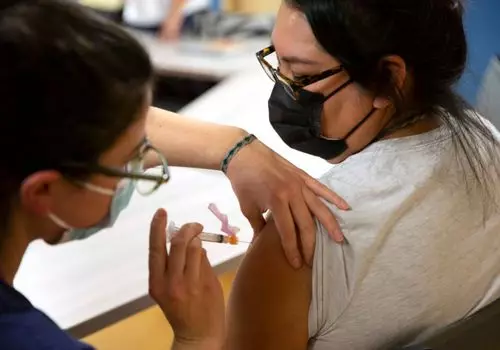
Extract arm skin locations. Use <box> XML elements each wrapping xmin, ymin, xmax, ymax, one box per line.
<box><xmin>172</xmin><ymin>340</ymin><xmax>221</xmax><ymax>350</ymax></box>
<box><xmin>145</xmin><ymin>107</ymin><xmax>247</xmax><ymax>169</ymax></box>
<box><xmin>225</xmin><ymin>219</ymin><xmax>312</xmax><ymax>350</ymax></box>
<box><xmin>160</xmin><ymin>0</ymin><xmax>188</xmax><ymax>40</ymax></box>
<box><xmin>167</xmin><ymin>0</ymin><xmax>187</xmax><ymax>21</ymax></box>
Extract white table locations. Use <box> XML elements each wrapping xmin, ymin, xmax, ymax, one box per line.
<box><xmin>14</xmin><ymin>69</ymin><xmax>332</xmax><ymax>337</ymax></box>
<box><xmin>130</xmin><ymin>30</ymin><xmax>270</xmax><ymax>81</ymax></box>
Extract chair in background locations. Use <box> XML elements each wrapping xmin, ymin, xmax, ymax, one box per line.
<box><xmin>400</xmin><ymin>297</ymin><xmax>500</xmax><ymax>350</ymax></box>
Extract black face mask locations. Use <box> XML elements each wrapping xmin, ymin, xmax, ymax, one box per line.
<box><xmin>268</xmin><ymin>82</ymin><xmax>377</xmax><ymax>160</ymax></box>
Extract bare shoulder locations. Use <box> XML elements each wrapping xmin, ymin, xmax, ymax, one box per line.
<box><xmin>225</xmin><ymin>219</ymin><xmax>311</xmax><ymax>350</ymax></box>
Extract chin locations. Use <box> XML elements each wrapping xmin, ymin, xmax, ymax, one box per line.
<box><xmin>43</xmin><ymin>231</ymin><xmax>65</xmax><ymax>245</ymax></box>
<box><xmin>328</xmin><ymin>152</ymin><xmax>351</xmax><ymax>164</ymax></box>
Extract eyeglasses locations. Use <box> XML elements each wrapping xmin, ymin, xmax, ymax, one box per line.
<box><xmin>256</xmin><ymin>45</ymin><xmax>344</xmax><ymax>100</ymax></box>
<box><xmin>61</xmin><ymin>140</ymin><xmax>170</xmax><ymax>196</ymax></box>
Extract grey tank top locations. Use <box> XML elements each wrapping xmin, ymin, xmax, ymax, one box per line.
<box><xmin>308</xmin><ymin>120</ymin><xmax>500</xmax><ymax>349</ymax></box>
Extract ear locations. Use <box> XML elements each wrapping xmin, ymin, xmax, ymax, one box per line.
<box><xmin>19</xmin><ymin>171</ymin><xmax>62</xmax><ymax>216</ymax></box>
<box><xmin>379</xmin><ymin>54</ymin><xmax>407</xmax><ymax>91</ymax></box>
<box><xmin>373</xmin><ymin>55</ymin><xmax>407</xmax><ymax>109</ymax></box>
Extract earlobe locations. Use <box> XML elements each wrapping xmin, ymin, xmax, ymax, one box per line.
<box><xmin>19</xmin><ymin>171</ymin><xmax>61</xmax><ymax>216</ymax></box>
<box><xmin>373</xmin><ymin>97</ymin><xmax>391</xmax><ymax>109</ymax></box>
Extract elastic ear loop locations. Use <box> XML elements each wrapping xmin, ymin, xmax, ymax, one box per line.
<box><xmin>323</xmin><ymin>78</ymin><xmax>354</xmax><ymax>102</ymax></box>
<box><xmin>341</xmin><ymin>107</ymin><xmax>378</xmax><ymax>140</ymax></box>
<box><xmin>318</xmin><ymin>77</ymin><xmax>377</xmax><ymax>142</ymax></box>
<box><xmin>48</xmin><ymin>212</ymin><xmax>73</xmax><ymax>230</ymax></box>
<box><xmin>81</xmin><ymin>182</ymin><xmax>115</xmax><ymax>196</ymax></box>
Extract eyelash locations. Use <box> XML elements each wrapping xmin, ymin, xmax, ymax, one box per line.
<box><xmin>277</xmin><ymin>56</ymin><xmax>306</xmax><ymax>80</ymax></box>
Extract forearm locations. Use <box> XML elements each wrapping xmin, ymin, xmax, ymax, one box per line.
<box><xmin>166</xmin><ymin>0</ymin><xmax>186</xmax><ymax>22</ymax></box>
<box><xmin>146</xmin><ymin>107</ymin><xmax>247</xmax><ymax>169</ymax></box>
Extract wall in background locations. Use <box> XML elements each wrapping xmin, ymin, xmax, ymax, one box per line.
<box><xmin>458</xmin><ymin>0</ymin><xmax>500</xmax><ymax>104</ymax></box>
<box><xmin>223</xmin><ymin>0</ymin><xmax>280</xmax><ymax>13</ymax></box>
<box><xmin>79</xmin><ymin>0</ymin><xmax>123</xmax><ymax>11</ymax></box>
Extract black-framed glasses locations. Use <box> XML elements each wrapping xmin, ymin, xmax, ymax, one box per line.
<box><xmin>60</xmin><ymin>140</ymin><xmax>170</xmax><ymax>195</ymax></box>
<box><xmin>256</xmin><ymin>45</ymin><xmax>344</xmax><ymax>100</ymax></box>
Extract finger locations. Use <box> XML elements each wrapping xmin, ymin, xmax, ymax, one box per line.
<box><xmin>272</xmin><ymin>201</ymin><xmax>302</xmax><ymax>269</ymax></box>
<box><xmin>290</xmin><ymin>192</ymin><xmax>316</xmax><ymax>266</ymax></box>
<box><xmin>241</xmin><ymin>205</ymin><xmax>266</xmax><ymax>237</ymax></box>
<box><xmin>300</xmin><ymin>174</ymin><xmax>351</xmax><ymax>210</ymax></box>
<box><xmin>149</xmin><ymin>209</ymin><xmax>168</xmax><ymax>289</ymax></box>
<box><xmin>199</xmin><ymin>249</ymin><xmax>219</xmax><ymax>289</ymax></box>
<box><xmin>167</xmin><ymin>223</ymin><xmax>203</xmax><ymax>281</ymax></box>
<box><xmin>185</xmin><ymin>236</ymin><xmax>203</xmax><ymax>288</ymax></box>
<box><xmin>303</xmin><ymin>188</ymin><xmax>344</xmax><ymax>243</ymax></box>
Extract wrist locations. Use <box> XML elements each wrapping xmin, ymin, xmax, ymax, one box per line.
<box><xmin>220</xmin><ymin>133</ymin><xmax>257</xmax><ymax>174</ymax></box>
<box><xmin>217</xmin><ymin>127</ymin><xmax>249</xmax><ymax>168</ymax></box>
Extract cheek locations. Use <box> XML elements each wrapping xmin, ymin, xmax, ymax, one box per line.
<box><xmin>321</xmin><ymin>86</ymin><xmax>373</xmax><ymax>138</ymax></box>
<box><xmin>53</xmin><ymin>190</ymin><xmax>112</xmax><ymax>228</ymax></box>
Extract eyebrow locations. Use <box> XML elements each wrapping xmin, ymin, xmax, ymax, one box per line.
<box><xmin>281</xmin><ymin>55</ymin><xmax>319</xmax><ymax>66</ymax></box>
<box><xmin>271</xmin><ymin>41</ymin><xmax>320</xmax><ymax>66</ymax></box>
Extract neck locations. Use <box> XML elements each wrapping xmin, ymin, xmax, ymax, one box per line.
<box><xmin>330</xmin><ymin>115</ymin><xmax>441</xmax><ymax>164</ymax></box>
<box><xmin>384</xmin><ymin>115</ymin><xmax>441</xmax><ymax>140</ymax></box>
<box><xmin>0</xmin><ymin>213</ymin><xmax>31</xmax><ymax>285</ymax></box>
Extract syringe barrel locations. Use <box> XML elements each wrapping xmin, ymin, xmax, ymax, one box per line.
<box><xmin>198</xmin><ymin>232</ymin><xmax>226</xmax><ymax>243</ymax></box>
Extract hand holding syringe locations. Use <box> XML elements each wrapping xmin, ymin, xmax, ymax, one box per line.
<box><xmin>167</xmin><ymin>203</ymin><xmax>251</xmax><ymax>245</ymax></box>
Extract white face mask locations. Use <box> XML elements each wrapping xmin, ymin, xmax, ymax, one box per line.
<box><xmin>48</xmin><ymin>179</ymin><xmax>135</xmax><ymax>243</ymax></box>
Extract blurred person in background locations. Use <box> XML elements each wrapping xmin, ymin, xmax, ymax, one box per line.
<box><xmin>122</xmin><ymin>0</ymin><xmax>210</xmax><ymax>40</ymax></box>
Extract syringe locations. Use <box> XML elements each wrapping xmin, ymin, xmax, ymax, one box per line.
<box><xmin>167</xmin><ymin>221</ymin><xmax>251</xmax><ymax>245</ymax></box>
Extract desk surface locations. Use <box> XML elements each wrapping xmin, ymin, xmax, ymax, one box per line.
<box><xmin>131</xmin><ymin>30</ymin><xmax>270</xmax><ymax>81</ymax></box>
<box><xmin>14</xmin><ymin>69</ymin><xmax>332</xmax><ymax>336</ymax></box>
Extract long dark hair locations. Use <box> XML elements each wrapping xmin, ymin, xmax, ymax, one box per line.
<box><xmin>286</xmin><ymin>0</ymin><xmax>499</xmax><ymax>204</ymax></box>
<box><xmin>0</xmin><ymin>0</ymin><xmax>153</xmax><ymax>230</ymax></box>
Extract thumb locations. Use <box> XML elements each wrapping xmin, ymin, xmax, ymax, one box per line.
<box><xmin>149</xmin><ymin>209</ymin><xmax>168</xmax><ymax>290</ymax></box>
<box><xmin>242</xmin><ymin>206</ymin><xmax>266</xmax><ymax>237</ymax></box>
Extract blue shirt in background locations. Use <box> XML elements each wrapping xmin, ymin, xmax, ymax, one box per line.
<box><xmin>0</xmin><ymin>280</ymin><xmax>94</xmax><ymax>350</ymax></box>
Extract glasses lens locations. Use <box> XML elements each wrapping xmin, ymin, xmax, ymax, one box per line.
<box><xmin>133</xmin><ymin>150</ymin><xmax>168</xmax><ymax>195</ymax></box>
<box><xmin>258</xmin><ymin>49</ymin><xmax>279</xmax><ymax>82</ymax></box>
<box><xmin>258</xmin><ymin>59</ymin><xmax>275</xmax><ymax>82</ymax></box>
<box><xmin>275</xmin><ymin>74</ymin><xmax>297</xmax><ymax>99</ymax></box>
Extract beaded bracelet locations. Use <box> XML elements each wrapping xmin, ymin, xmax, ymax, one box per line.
<box><xmin>220</xmin><ymin>134</ymin><xmax>257</xmax><ymax>174</ymax></box>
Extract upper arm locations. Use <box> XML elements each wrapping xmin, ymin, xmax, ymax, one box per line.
<box><xmin>225</xmin><ymin>219</ymin><xmax>312</xmax><ymax>350</ymax></box>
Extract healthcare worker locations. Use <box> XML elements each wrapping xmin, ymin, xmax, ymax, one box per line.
<box><xmin>0</xmin><ymin>1</ymin><xmax>348</xmax><ymax>349</ymax></box>
<box><xmin>122</xmin><ymin>0</ymin><xmax>210</xmax><ymax>40</ymax></box>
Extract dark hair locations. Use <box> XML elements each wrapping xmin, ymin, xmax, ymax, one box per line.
<box><xmin>286</xmin><ymin>0</ymin><xmax>499</xmax><ymax>204</ymax></box>
<box><xmin>0</xmin><ymin>0</ymin><xmax>153</xmax><ymax>229</ymax></box>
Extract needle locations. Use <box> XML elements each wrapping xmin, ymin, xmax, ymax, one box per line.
<box><xmin>167</xmin><ymin>221</ymin><xmax>251</xmax><ymax>245</ymax></box>
<box><xmin>197</xmin><ymin>232</ymin><xmax>251</xmax><ymax>245</ymax></box>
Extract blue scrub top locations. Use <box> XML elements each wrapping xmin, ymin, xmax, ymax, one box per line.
<box><xmin>0</xmin><ymin>280</ymin><xmax>94</xmax><ymax>349</ymax></box>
